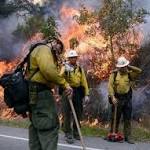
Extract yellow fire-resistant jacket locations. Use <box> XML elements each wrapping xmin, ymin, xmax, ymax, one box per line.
<box><xmin>60</xmin><ymin>65</ymin><xmax>89</xmax><ymax>96</ymax></box>
<box><xmin>108</xmin><ymin>66</ymin><xmax>142</xmax><ymax>96</ymax></box>
<box><xmin>26</xmin><ymin>45</ymin><xmax>69</xmax><ymax>89</ymax></box>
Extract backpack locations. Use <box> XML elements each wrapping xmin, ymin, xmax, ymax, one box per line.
<box><xmin>0</xmin><ymin>42</ymin><xmax>45</xmax><ymax>116</ymax></box>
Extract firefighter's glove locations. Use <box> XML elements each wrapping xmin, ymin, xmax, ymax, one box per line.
<box><xmin>65</xmin><ymin>86</ymin><xmax>73</xmax><ymax>99</ymax></box>
<box><xmin>84</xmin><ymin>96</ymin><xmax>90</xmax><ymax>104</ymax></box>
<box><xmin>112</xmin><ymin>96</ymin><xmax>118</xmax><ymax>105</ymax></box>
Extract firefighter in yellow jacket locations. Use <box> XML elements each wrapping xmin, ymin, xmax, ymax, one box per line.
<box><xmin>27</xmin><ymin>38</ymin><xmax>72</xmax><ymax>150</ymax></box>
<box><xmin>108</xmin><ymin>56</ymin><xmax>142</xmax><ymax>144</ymax></box>
<box><xmin>60</xmin><ymin>50</ymin><xmax>89</xmax><ymax>144</ymax></box>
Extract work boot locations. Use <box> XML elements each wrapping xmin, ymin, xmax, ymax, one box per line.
<box><xmin>73</xmin><ymin>132</ymin><xmax>80</xmax><ymax>140</ymax></box>
<box><xmin>65</xmin><ymin>133</ymin><xmax>74</xmax><ymax>144</ymax></box>
<box><xmin>125</xmin><ymin>137</ymin><xmax>135</xmax><ymax>144</ymax></box>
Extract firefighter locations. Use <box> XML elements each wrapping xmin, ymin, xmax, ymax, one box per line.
<box><xmin>27</xmin><ymin>38</ymin><xmax>73</xmax><ymax>150</ymax></box>
<box><xmin>108</xmin><ymin>56</ymin><xmax>142</xmax><ymax>144</ymax></box>
<box><xmin>60</xmin><ymin>50</ymin><xmax>89</xmax><ymax>144</ymax></box>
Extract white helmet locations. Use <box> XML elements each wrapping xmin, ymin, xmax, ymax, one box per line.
<box><xmin>116</xmin><ymin>56</ymin><xmax>129</xmax><ymax>68</ymax></box>
<box><xmin>67</xmin><ymin>50</ymin><xmax>78</xmax><ymax>58</ymax></box>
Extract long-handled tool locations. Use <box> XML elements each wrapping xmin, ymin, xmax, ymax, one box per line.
<box><xmin>107</xmin><ymin>105</ymin><xmax>124</xmax><ymax>142</ymax></box>
<box><xmin>68</xmin><ymin>96</ymin><xmax>86</xmax><ymax>150</ymax></box>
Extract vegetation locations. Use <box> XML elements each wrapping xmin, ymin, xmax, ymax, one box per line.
<box><xmin>41</xmin><ymin>16</ymin><xmax>60</xmax><ymax>39</ymax></box>
<box><xmin>1</xmin><ymin>0</ymin><xmax>59</xmax><ymax>40</ymax></box>
<box><xmin>13</xmin><ymin>15</ymin><xmax>45</xmax><ymax>39</ymax></box>
<box><xmin>13</xmin><ymin>16</ymin><xmax>60</xmax><ymax>40</ymax></box>
<box><xmin>75</xmin><ymin>0</ymin><xmax>148</xmax><ymax>65</ymax></box>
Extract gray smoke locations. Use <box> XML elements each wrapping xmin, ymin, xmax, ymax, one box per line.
<box><xmin>0</xmin><ymin>0</ymin><xmax>101</xmax><ymax>61</ymax></box>
<box><xmin>133</xmin><ymin>0</ymin><xmax>150</xmax><ymax>41</ymax></box>
<box><xmin>0</xmin><ymin>14</ymin><xmax>24</xmax><ymax>60</ymax></box>
<box><xmin>1</xmin><ymin>0</ymin><xmax>149</xmax><ymax>60</ymax></box>
<box><xmin>94</xmin><ymin>81</ymin><xmax>150</xmax><ymax>121</ymax></box>
<box><xmin>0</xmin><ymin>0</ymin><xmax>150</xmax><ymax>122</ymax></box>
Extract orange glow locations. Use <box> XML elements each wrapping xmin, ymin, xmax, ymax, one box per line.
<box><xmin>0</xmin><ymin>33</ymin><xmax>43</xmax><ymax>77</ymax></box>
<box><xmin>59</xmin><ymin>5</ymin><xmax>143</xmax><ymax>80</ymax></box>
<box><xmin>0</xmin><ymin>4</ymin><xmax>144</xmax><ymax>119</ymax></box>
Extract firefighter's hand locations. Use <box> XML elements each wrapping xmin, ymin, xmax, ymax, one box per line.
<box><xmin>84</xmin><ymin>96</ymin><xmax>90</xmax><ymax>104</ymax></box>
<box><xmin>64</xmin><ymin>86</ymin><xmax>73</xmax><ymax>98</ymax></box>
<box><xmin>112</xmin><ymin>96</ymin><xmax>118</xmax><ymax>105</ymax></box>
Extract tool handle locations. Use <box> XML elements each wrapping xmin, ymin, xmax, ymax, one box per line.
<box><xmin>68</xmin><ymin>98</ymin><xmax>86</xmax><ymax>150</ymax></box>
<box><xmin>113</xmin><ymin>105</ymin><xmax>117</xmax><ymax>133</ymax></box>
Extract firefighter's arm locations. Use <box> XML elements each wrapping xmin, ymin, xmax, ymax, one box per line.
<box><xmin>108</xmin><ymin>73</ymin><xmax>115</xmax><ymax>97</ymax></box>
<box><xmin>80</xmin><ymin>68</ymin><xmax>89</xmax><ymax>96</ymax></box>
<box><xmin>128</xmin><ymin>65</ymin><xmax>142</xmax><ymax>79</ymax></box>
<box><xmin>108</xmin><ymin>73</ymin><xmax>118</xmax><ymax>105</ymax></box>
<box><xmin>59</xmin><ymin>65</ymin><xmax>65</xmax><ymax>76</ymax></box>
<box><xmin>36</xmin><ymin>46</ymin><xmax>69</xmax><ymax>88</ymax></box>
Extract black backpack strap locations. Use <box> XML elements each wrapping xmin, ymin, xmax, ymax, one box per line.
<box><xmin>113</xmin><ymin>71</ymin><xmax>131</xmax><ymax>81</ymax></box>
<box><xmin>112</xmin><ymin>70</ymin><xmax>118</xmax><ymax>82</ymax></box>
<box><xmin>128</xmin><ymin>73</ymin><xmax>132</xmax><ymax>81</ymax></box>
<box><xmin>15</xmin><ymin>43</ymin><xmax>46</xmax><ymax>73</ymax></box>
<box><xmin>78</xmin><ymin>66</ymin><xmax>82</xmax><ymax>73</ymax></box>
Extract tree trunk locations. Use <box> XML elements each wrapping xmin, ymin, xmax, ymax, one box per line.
<box><xmin>109</xmin><ymin>36</ymin><xmax>115</xmax><ymax>68</ymax></box>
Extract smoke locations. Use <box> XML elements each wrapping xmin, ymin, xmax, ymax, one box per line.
<box><xmin>87</xmin><ymin>80</ymin><xmax>150</xmax><ymax>121</ymax></box>
<box><xmin>1</xmin><ymin>0</ymin><xmax>149</xmax><ymax>60</ymax></box>
<box><xmin>132</xmin><ymin>0</ymin><xmax>150</xmax><ymax>41</ymax></box>
<box><xmin>0</xmin><ymin>0</ymin><xmax>101</xmax><ymax>61</ymax></box>
<box><xmin>41</xmin><ymin>0</ymin><xmax>102</xmax><ymax>32</ymax></box>
<box><xmin>0</xmin><ymin>0</ymin><xmax>150</xmax><ymax>121</ymax></box>
<box><xmin>132</xmin><ymin>86</ymin><xmax>150</xmax><ymax>118</ymax></box>
<box><xmin>0</xmin><ymin>14</ymin><xmax>24</xmax><ymax>61</ymax></box>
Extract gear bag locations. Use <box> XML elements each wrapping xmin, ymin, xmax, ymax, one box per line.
<box><xmin>0</xmin><ymin>42</ymin><xmax>45</xmax><ymax>115</ymax></box>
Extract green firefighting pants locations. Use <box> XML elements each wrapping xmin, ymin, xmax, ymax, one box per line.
<box><xmin>29</xmin><ymin>82</ymin><xmax>59</xmax><ymax>150</ymax></box>
<box><xmin>110</xmin><ymin>89</ymin><xmax>132</xmax><ymax>138</ymax></box>
<box><xmin>62</xmin><ymin>87</ymin><xmax>84</xmax><ymax>136</ymax></box>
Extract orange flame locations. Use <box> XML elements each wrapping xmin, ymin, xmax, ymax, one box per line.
<box><xmin>0</xmin><ymin>4</ymin><xmax>144</xmax><ymax>119</ymax></box>
<box><xmin>59</xmin><ymin>5</ymin><xmax>143</xmax><ymax>80</ymax></box>
<box><xmin>0</xmin><ymin>33</ymin><xmax>43</xmax><ymax>77</ymax></box>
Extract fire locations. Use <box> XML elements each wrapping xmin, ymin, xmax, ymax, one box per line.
<box><xmin>59</xmin><ymin>5</ymin><xmax>143</xmax><ymax>80</ymax></box>
<box><xmin>0</xmin><ymin>2</ymin><xmax>144</xmax><ymax>120</ymax></box>
<box><xmin>0</xmin><ymin>33</ymin><xmax>43</xmax><ymax>77</ymax></box>
<box><xmin>60</xmin><ymin>6</ymin><xmax>108</xmax><ymax>52</ymax></box>
<box><xmin>0</xmin><ymin>5</ymin><xmax>143</xmax><ymax>81</ymax></box>
<box><xmin>0</xmin><ymin>33</ymin><xmax>44</xmax><ymax>118</ymax></box>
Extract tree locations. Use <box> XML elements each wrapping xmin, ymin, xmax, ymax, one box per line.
<box><xmin>13</xmin><ymin>15</ymin><xmax>45</xmax><ymax>39</ymax></box>
<box><xmin>13</xmin><ymin>16</ymin><xmax>60</xmax><ymax>40</ymax></box>
<box><xmin>76</xmin><ymin>0</ymin><xmax>148</xmax><ymax>67</ymax></box>
<box><xmin>98</xmin><ymin>0</ymin><xmax>148</xmax><ymax>65</ymax></box>
<box><xmin>41</xmin><ymin>16</ymin><xmax>60</xmax><ymax>39</ymax></box>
